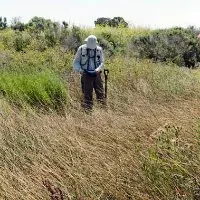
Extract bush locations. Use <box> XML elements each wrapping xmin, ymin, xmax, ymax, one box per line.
<box><xmin>94</xmin><ymin>17</ymin><xmax>128</xmax><ymax>28</ymax></box>
<box><xmin>97</xmin><ymin>36</ymin><xmax>114</xmax><ymax>57</ymax></box>
<box><xmin>0</xmin><ymin>71</ymin><xmax>67</xmax><ymax>110</ymax></box>
<box><xmin>13</xmin><ymin>32</ymin><xmax>27</xmax><ymax>51</ymax></box>
<box><xmin>131</xmin><ymin>27</ymin><xmax>200</xmax><ymax>66</ymax></box>
<box><xmin>60</xmin><ymin>26</ymin><xmax>84</xmax><ymax>51</ymax></box>
<box><xmin>106</xmin><ymin>56</ymin><xmax>200</xmax><ymax>100</ymax></box>
<box><xmin>1</xmin><ymin>30</ymin><xmax>31</xmax><ymax>52</ymax></box>
<box><xmin>142</xmin><ymin>124</ymin><xmax>200</xmax><ymax>199</ymax></box>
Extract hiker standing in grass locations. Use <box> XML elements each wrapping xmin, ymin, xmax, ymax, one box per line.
<box><xmin>73</xmin><ymin>35</ymin><xmax>105</xmax><ymax>110</ymax></box>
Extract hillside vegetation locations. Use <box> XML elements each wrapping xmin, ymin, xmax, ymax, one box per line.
<box><xmin>1</xmin><ymin>18</ymin><xmax>200</xmax><ymax>199</ymax></box>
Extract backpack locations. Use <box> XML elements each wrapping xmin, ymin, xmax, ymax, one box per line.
<box><xmin>80</xmin><ymin>45</ymin><xmax>101</xmax><ymax>70</ymax></box>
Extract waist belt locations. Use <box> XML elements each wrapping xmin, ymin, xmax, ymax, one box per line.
<box><xmin>84</xmin><ymin>69</ymin><xmax>97</xmax><ymax>77</ymax></box>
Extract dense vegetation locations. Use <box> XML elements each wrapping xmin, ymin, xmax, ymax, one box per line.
<box><xmin>94</xmin><ymin>17</ymin><xmax>128</xmax><ymax>28</ymax></box>
<box><xmin>1</xmin><ymin>16</ymin><xmax>200</xmax><ymax>199</ymax></box>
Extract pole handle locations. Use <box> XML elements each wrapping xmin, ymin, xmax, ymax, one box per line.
<box><xmin>104</xmin><ymin>69</ymin><xmax>109</xmax><ymax>77</ymax></box>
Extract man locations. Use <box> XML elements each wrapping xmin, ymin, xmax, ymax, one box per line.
<box><xmin>73</xmin><ymin>35</ymin><xmax>105</xmax><ymax>110</ymax></box>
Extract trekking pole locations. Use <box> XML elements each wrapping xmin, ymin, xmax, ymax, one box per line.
<box><xmin>104</xmin><ymin>69</ymin><xmax>109</xmax><ymax>99</ymax></box>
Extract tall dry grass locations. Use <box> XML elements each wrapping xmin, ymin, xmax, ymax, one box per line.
<box><xmin>1</xmin><ymin>58</ymin><xmax>200</xmax><ymax>199</ymax></box>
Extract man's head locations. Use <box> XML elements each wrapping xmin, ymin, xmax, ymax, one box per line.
<box><xmin>84</xmin><ymin>35</ymin><xmax>98</xmax><ymax>49</ymax></box>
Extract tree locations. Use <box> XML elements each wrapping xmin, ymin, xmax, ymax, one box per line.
<box><xmin>26</xmin><ymin>17</ymin><xmax>60</xmax><ymax>47</ymax></box>
<box><xmin>26</xmin><ymin>17</ymin><xmax>57</xmax><ymax>32</ymax></box>
<box><xmin>94</xmin><ymin>17</ymin><xmax>128</xmax><ymax>28</ymax></box>
<box><xmin>11</xmin><ymin>17</ymin><xmax>25</xmax><ymax>31</ymax></box>
<box><xmin>62</xmin><ymin>21</ymin><xmax>68</xmax><ymax>29</ymax></box>
<box><xmin>110</xmin><ymin>17</ymin><xmax>128</xmax><ymax>28</ymax></box>
<box><xmin>94</xmin><ymin>17</ymin><xmax>111</xmax><ymax>27</ymax></box>
<box><xmin>0</xmin><ymin>17</ymin><xmax>7</xmax><ymax>29</ymax></box>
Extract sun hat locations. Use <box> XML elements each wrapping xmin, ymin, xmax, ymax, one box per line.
<box><xmin>84</xmin><ymin>35</ymin><xmax>98</xmax><ymax>49</ymax></box>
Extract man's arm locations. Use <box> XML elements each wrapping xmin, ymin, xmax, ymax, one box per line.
<box><xmin>95</xmin><ymin>47</ymin><xmax>104</xmax><ymax>72</ymax></box>
<box><xmin>73</xmin><ymin>46</ymin><xmax>83</xmax><ymax>73</ymax></box>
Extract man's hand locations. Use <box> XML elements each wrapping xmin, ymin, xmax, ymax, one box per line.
<box><xmin>95</xmin><ymin>69</ymin><xmax>100</xmax><ymax>74</ymax></box>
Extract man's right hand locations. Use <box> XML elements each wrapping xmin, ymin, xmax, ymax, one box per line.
<box><xmin>95</xmin><ymin>68</ymin><xmax>100</xmax><ymax>74</ymax></box>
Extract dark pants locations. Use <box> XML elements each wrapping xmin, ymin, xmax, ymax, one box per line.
<box><xmin>81</xmin><ymin>73</ymin><xmax>105</xmax><ymax>109</ymax></box>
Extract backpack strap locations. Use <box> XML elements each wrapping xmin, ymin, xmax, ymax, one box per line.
<box><xmin>81</xmin><ymin>46</ymin><xmax>98</xmax><ymax>70</ymax></box>
<box><xmin>87</xmin><ymin>48</ymin><xmax>97</xmax><ymax>70</ymax></box>
<box><xmin>94</xmin><ymin>48</ymin><xmax>97</xmax><ymax>69</ymax></box>
<box><xmin>80</xmin><ymin>47</ymin><xmax>89</xmax><ymax>69</ymax></box>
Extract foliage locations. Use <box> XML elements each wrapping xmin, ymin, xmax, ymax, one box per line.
<box><xmin>1</xmin><ymin>16</ymin><xmax>148</xmax><ymax>55</ymax></box>
<box><xmin>1</xmin><ymin>17</ymin><xmax>200</xmax><ymax>199</ymax></box>
<box><xmin>10</xmin><ymin>17</ymin><xmax>25</xmax><ymax>31</ymax></box>
<box><xmin>0</xmin><ymin>71</ymin><xmax>67</xmax><ymax>109</ymax></box>
<box><xmin>106</xmin><ymin>56</ymin><xmax>200</xmax><ymax>100</ymax></box>
<box><xmin>142</xmin><ymin>124</ymin><xmax>200</xmax><ymax>199</ymax></box>
<box><xmin>60</xmin><ymin>25</ymin><xmax>84</xmax><ymax>51</ymax></box>
<box><xmin>0</xmin><ymin>17</ymin><xmax>7</xmax><ymax>30</ymax></box>
<box><xmin>95</xmin><ymin>16</ymin><xmax>128</xmax><ymax>28</ymax></box>
<box><xmin>25</xmin><ymin>17</ymin><xmax>61</xmax><ymax>48</ymax></box>
<box><xmin>92</xmin><ymin>26</ymin><xmax>149</xmax><ymax>56</ymax></box>
<box><xmin>26</xmin><ymin>16</ymin><xmax>57</xmax><ymax>32</ymax></box>
<box><xmin>13</xmin><ymin>31</ymin><xmax>32</xmax><ymax>51</ymax></box>
<box><xmin>62</xmin><ymin>21</ymin><xmax>68</xmax><ymax>29</ymax></box>
<box><xmin>131</xmin><ymin>27</ymin><xmax>200</xmax><ymax>66</ymax></box>
<box><xmin>94</xmin><ymin>17</ymin><xmax>111</xmax><ymax>27</ymax></box>
<box><xmin>0</xmin><ymin>47</ymin><xmax>73</xmax><ymax>75</ymax></box>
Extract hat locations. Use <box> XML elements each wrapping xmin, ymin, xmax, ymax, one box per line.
<box><xmin>84</xmin><ymin>35</ymin><xmax>98</xmax><ymax>49</ymax></box>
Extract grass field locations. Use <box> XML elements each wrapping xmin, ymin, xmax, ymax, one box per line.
<box><xmin>1</xmin><ymin>25</ymin><xmax>200</xmax><ymax>199</ymax></box>
<box><xmin>0</xmin><ymin>55</ymin><xmax>200</xmax><ymax>199</ymax></box>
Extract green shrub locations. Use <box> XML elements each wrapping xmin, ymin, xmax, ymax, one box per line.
<box><xmin>97</xmin><ymin>36</ymin><xmax>114</xmax><ymax>57</ymax></box>
<box><xmin>0</xmin><ymin>48</ymin><xmax>74</xmax><ymax>75</ymax></box>
<box><xmin>0</xmin><ymin>71</ymin><xmax>67</xmax><ymax>110</ymax></box>
<box><xmin>27</xmin><ymin>32</ymin><xmax>47</xmax><ymax>51</ymax></box>
<box><xmin>44</xmin><ymin>29</ymin><xmax>57</xmax><ymax>48</ymax></box>
<box><xmin>61</xmin><ymin>26</ymin><xmax>84</xmax><ymax>51</ymax></box>
<box><xmin>142</xmin><ymin>124</ymin><xmax>200</xmax><ymax>199</ymax></box>
<box><xmin>106</xmin><ymin>56</ymin><xmax>200</xmax><ymax>100</ymax></box>
<box><xmin>131</xmin><ymin>27</ymin><xmax>200</xmax><ymax>66</ymax></box>
<box><xmin>1</xmin><ymin>30</ymin><xmax>31</xmax><ymax>51</ymax></box>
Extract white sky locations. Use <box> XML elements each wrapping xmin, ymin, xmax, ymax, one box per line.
<box><xmin>1</xmin><ymin>0</ymin><xmax>200</xmax><ymax>29</ymax></box>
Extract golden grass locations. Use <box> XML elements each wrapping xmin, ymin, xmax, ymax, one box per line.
<box><xmin>1</xmin><ymin>54</ymin><xmax>200</xmax><ymax>199</ymax></box>
<box><xmin>2</xmin><ymin>25</ymin><xmax>200</xmax><ymax>199</ymax></box>
<box><xmin>1</xmin><ymin>70</ymin><xmax>200</xmax><ymax>199</ymax></box>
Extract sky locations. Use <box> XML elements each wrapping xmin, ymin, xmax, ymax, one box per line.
<box><xmin>1</xmin><ymin>0</ymin><xmax>200</xmax><ymax>29</ymax></box>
